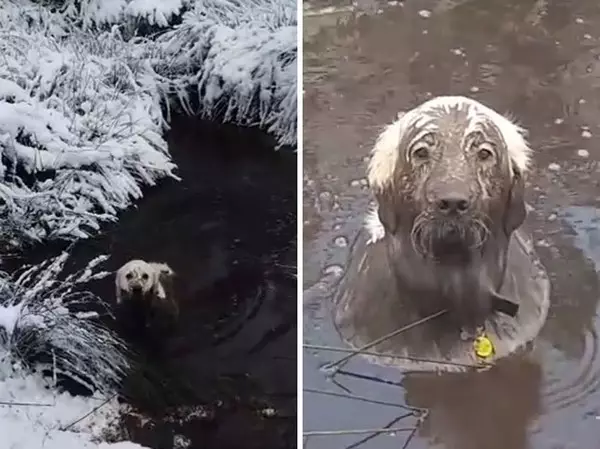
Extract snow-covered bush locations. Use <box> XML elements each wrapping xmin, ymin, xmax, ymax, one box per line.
<box><xmin>0</xmin><ymin>0</ymin><xmax>296</xmax><ymax>248</ymax></box>
<box><xmin>0</xmin><ymin>252</ymin><xmax>130</xmax><ymax>394</ymax></box>
<box><xmin>54</xmin><ymin>0</ymin><xmax>298</xmax><ymax>148</ymax></box>
<box><xmin>155</xmin><ymin>0</ymin><xmax>298</xmax><ymax>148</ymax></box>
<box><xmin>58</xmin><ymin>0</ymin><xmax>192</xmax><ymax>30</ymax></box>
<box><xmin>0</xmin><ymin>2</ymin><xmax>178</xmax><ymax>248</ymax></box>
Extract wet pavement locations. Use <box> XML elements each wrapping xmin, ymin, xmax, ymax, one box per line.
<box><xmin>303</xmin><ymin>1</ymin><xmax>600</xmax><ymax>448</ymax></box>
<box><xmin>5</xmin><ymin>116</ymin><xmax>297</xmax><ymax>449</ymax></box>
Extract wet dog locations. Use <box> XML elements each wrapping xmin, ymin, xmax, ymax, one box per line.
<box><xmin>334</xmin><ymin>96</ymin><xmax>550</xmax><ymax>371</ymax></box>
<box><xmin>115</xmin><ymin>259</ymin><xmax>178</xmax><ymax>340</ymax></box>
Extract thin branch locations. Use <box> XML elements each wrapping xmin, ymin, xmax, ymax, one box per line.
<box><xmin>304</xmin><ymin>427</ymin><xmax>414</xmax><ymax>437</ymax></box>
<box><xmin>305</xmin><ymin>343</ymin><xmax>491</xmax><ymax>369</ymax></box>
<box><xmin>401</xmin><ymin>411</ymin><xmax>429</xmax><ymax>449</ymax></box>
<box><xmin>401</xmin><ymin>425</ymin><xmax>420</xmax><ymax>449</ymax></box>
<box><xmin>336</xmin><ymin>369</ymin><xmax>404</xmax><ymax>388</ymax></box>
<box><xmin>59</xmin><ymin>393</ymin><xmax>117</xmax><ymax>431</ymax></box>
<box><xmin>303</xmin><ymin>388</ymin><xmax>421</xmax><ymax>413</ymax></box>
<box><xmin>0</xmin><ymin>400</ymin><xmax>54</xmax><ymax>406</ymax></box>
<box><xmin>324</xmin><ymin>309</ymin><xmax>448</xmax><ymax>370</ymax></box>
<box><xmin>330</xmin><ymin>372</ymin><xmax>353</xmax><ymax>394</ymax></box>
<box><xmin>346</xmin><ymin>412</ymin><xmax>415</xmax><ymax>449</ymax></box>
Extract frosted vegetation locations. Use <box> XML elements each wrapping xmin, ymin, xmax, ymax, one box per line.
<box><xmin>0</xmin><ymin>253</ymin><xmax>136</xmax><ymax>448</ymax></box>
<box><xmin>0</xmin><ymin>253</ymin><xmax>129</xmax><ymax>394</ymax></box>
<box><xmin>0</xmin><ymin>0</ymin><xmax>296</xmax><ymax>446</ymax></box>
<box><xmin>0</xmin><ymin>368</ymin><xmax>143</xmax><ymax>448</ymax></box>
<box><xmin>0</xmin><ymin>0</ymin><xmax>297</xmax><ymax>249</ymax></box>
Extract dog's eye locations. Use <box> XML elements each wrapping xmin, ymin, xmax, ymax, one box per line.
<box><xmin>125</xmin><ymin>273</ymin><xmax>133</xmax><ymax>280</ymax></box>
<box><xmin>411</xmin><ymin>143</ymin><xmax>430</xmax><ymax>161</ymax></box>
<box><xmin>477</xmin><ymin>143</ymin><xmax>495</xmax><ymax>161</ymax></box>
<box><xmin>142</xmin><ymin>273</ymin><xmax>149</xmax><ymax>280</ymax></box>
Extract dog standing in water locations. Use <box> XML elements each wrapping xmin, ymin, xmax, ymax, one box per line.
<box><xmin>115</xmin><ymin>259</ymin><xmax>179</xmax><ymax>339</ymax></box>
<box><xmin>334</xmin><ymin>96</ymin><xmax>550</xmax><ymax>371</ymax></box>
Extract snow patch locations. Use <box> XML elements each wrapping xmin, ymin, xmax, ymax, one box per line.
<box><xmin>0</xmin><ymin>364</ymin><xmax>146</xmax><ymax>449</ymax></box>
<box><xmin>0</xmin><ymin>252</ymin><xmax>141</xmax><ymax>448</ymax></box>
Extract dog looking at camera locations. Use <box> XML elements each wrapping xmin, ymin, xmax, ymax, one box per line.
<box><xmin>333</xmin><ymin>95</ymin><xmax>550</xmax><ymax>371</ymax></box>
<box><xmin>115</xmin><ymin>259</ymin><xmax>179</xmax><ymax>334</ymax></box>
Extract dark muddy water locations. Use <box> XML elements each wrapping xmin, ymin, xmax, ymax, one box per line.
<box><xmin>303</xmin><ymin>1</ymin><xmax>600</xmax><ymax>448</ymax></box>
<box><xmin>6</xmin><ymin>116</ymin><xmax>297</xmax><ymax>449</ymax></box>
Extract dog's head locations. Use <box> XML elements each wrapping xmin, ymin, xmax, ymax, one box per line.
<box><xmin>367</xmin><ymin>96</ymin><xmax>528</xmax><ymax>263</ymax></box>
<box><xmin>116</xmin><ymin>259</ymin><xmax>157</xmax><ymax>295</ymax></box>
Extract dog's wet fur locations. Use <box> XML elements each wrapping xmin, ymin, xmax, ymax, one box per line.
<box><xmin>334</xmin><ymin>96</ymin><xmax>550</xmax><ymax>369</ymax></box>
<box><xmin>115</xmin><ymin>259</ymin><xmax>179</xmax><ymax>349</ymax></box>
<box><xmin>370</xmin><ymin>97</ymin><xmax>526</xmax><ymax>331</ymax></box>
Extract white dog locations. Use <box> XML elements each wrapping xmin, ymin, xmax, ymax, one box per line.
<box><xmin>115</xmin><ymin>259</ymin><xmax>178</xmax><ymax>324</ymax></box>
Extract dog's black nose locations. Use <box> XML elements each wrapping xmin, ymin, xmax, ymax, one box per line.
<box><xmin>435</xmin><ymin>196</ymin><xmax>470</xmax><ymax>215</ymax></box>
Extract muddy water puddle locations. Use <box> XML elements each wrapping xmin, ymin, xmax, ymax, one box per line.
<box><xmin>303</xmin><ymin>1</ymin><xmax>600</xmax><ymax>448</ymax></box>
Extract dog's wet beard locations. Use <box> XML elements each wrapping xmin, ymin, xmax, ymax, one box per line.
<box><xmin>411</xmin><ymin>216</ymin><xmax>489</xmax><ymax>263</ymax></box>
<box><xmin>130</xmin><ymin>288</ymin><xmax>145</xmax><ymax>302</ymax></box>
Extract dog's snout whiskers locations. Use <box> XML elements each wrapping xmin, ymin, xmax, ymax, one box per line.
<box><xmin>410</xmin><ymin>211</ymin><xmax>491</xmax><ymax>259</ymax></box>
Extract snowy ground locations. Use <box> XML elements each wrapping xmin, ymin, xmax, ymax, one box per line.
<box><xmin>0</xmin><ymin>368</ymin><xmax>144</xmax><ymax>449</ymax></box>
<box><xmin>0</xmin><ymin>0</ymin><xmax>296</xmax><ymax>447</ymax></box>
<box><xmin>0</xmin><ymin>254</ymin><xmax>137</xmax><ymax>448</ymax></box>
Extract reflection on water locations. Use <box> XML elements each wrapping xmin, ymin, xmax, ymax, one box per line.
<box><xmin>404</xmin><ymin>358</ymin><xmax>542</xmax><ymax>449</ymax></box>
<box><xmin>303</xmin><ymin>1</ymin><xmax>600</xmax><ymax>448</ymax></box>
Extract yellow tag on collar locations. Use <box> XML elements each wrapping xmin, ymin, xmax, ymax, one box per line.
<box><xmin>474</xmin><ymin>333</ymin><xmax>495</xmax><ymax>359</ymax></box>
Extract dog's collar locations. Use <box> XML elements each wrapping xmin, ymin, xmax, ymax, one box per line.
<box><xmin>474</xmin><ymin>329</ymin><xmax>495</xmax><ymax>359</ymax></box>
<box><xmin>491</xmin><ymin>293</ymin><xmax>519</xmax><ymax>317</ymax></box>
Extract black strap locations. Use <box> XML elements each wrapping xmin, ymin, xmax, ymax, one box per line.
<box><xmin>491</xmin><ymin>293</ymin><xmax>519</xmax><ymax>317</ymax></box>
<box><xmin>492</xmin><ymin>239</ymin><xmax>519</xmax><ymax>318</ymax></box>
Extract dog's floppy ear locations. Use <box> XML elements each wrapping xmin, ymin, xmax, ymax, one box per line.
<box><xmin>368</xmin><ymin>113</ymin><xmax>410</xmax><ymax>236</ymax></box>
<box><xmin>115</xmin><ymin>269</ymin><xmax>124</xmax><ymax>304</ymax></box>
<box><xmin>115</xmin><ymin>286</ymin><xmax>125</xmax><ymax>305</ymax></box>
<box><xmin>504</xmin><ymin>167</ymin><xmax>526</xmax><ymax>235</ymax></box>
<box><xmin>375</xmin><ymin>188</ymin><xmax>401</xmax><ymax>235</ymax></box>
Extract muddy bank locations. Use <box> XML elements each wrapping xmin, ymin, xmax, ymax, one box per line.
<box><xmin>4</xmin><ymin>115</ymin><xmax>297</xmax><ymax>449</ymax></box>
<box><xmin>303</xmin><ymin>1</ymin><xmax>600</xmax><ymax>448</ymax></box>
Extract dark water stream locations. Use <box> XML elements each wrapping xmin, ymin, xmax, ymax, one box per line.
<box><xmin>303</xmin><ymin>1</ymin><xmax>600</xmax><ymax>448</ymax></box>
<box><xmin>5</xmin><ymin>115</ymin><xmax>297</xmax><ymax>449</ymax></box>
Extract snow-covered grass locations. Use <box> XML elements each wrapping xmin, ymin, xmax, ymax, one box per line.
<box><xmin>0</xmin><ymin>1</ymin><xmax>178</xmax><ymax>248</ymax></box>
<box><xmin>155</xmin><ymin>0</ymin><xmax>298</xmax><ymax>148</ymax></box>
<box><xmin>60</xmin><ymin>0</ymin><xmax>192</xmax><ymax>29</ymax></box>
<box><xmin>0</xmin><ymin>366</ymin><xmax>145</xmax><ymax>448</ymax></box>
<box><xmin>0</xmin><ymin>0</ymin><xmax>296</xmax><ymax>248</ymax></box>
<box><xmin>0</xmin><ymin>252</ymin><xmax>141</xmax><ymax>448</ymax></box>
<box><xmin>0</xmin><ymin>252</ymin><xmax>129</xmax><ymax>395</ymax></box>
<box><xmin>58</xmin><ymin>0</ymin><xmax>298</xmax><ymax>148</ymax></box>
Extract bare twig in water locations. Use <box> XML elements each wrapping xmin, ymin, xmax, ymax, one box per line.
<box><xmin>304</xmin><ymin>387</ymin><xmax>421</xmax><ymax>413</ymax></box>
<box><xmin>304</xmin><ymin>426</ymin><xmax>414</xmax><ymax>437</ymax></box>
<box><xmin>305</xmin><ymin>343</ymin><xmax>492</xmax><ymax>369</ymax></box>
<box><xmin>346</xmin><ymin>412</ymin><xmax>415</xmax><ymax>449</ymax></box>
<box><xmin>0</xmin><ymin>400</ymin><xmax>54</xmax><ymax>406</ymax></box>
<box><xmin>401</xmin><ymin>410</ymin><xmax>429</xmax><ymax>449</ymax></box>
<box><xmin>324</xmin><ymin>309</ymin><xmax>448</xmax><ymax>371</ymax></box>
<box><xmin>329</xmin><ymin>373</ymin><xmax>353</xmax><ymax>394</ymax></box>
<box><xmin>336</xmin><ymin>369</ymin><xmax>404</xmax><ymax>388</ymax></box>
<box><xmin>59</xmin><ymin>393</ymin><xmax>117</xmax><ymax>431</ymax></box>
<box><xmin>304</xmin><ymin>315</ymin><xmax>444</xmax><ymax>449</ymax></box>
